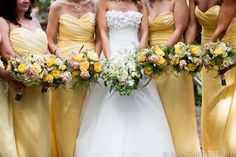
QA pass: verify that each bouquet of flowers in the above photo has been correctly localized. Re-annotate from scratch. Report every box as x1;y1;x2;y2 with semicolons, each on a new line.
169;42;203;75
203;41;236;85
101;53;142;95
68;48;102;90
6;54;45;100
137;45;168;77
42;55;72;91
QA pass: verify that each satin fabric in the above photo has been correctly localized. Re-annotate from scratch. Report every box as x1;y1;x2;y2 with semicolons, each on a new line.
149;12;201;156
50;13;95;157
196;5;236;156
0;68;18;157
9;27;50;157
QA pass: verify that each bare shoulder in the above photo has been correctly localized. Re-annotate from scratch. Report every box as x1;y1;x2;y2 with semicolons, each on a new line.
0;17;9;28
49;0;64;12
32;18;42;28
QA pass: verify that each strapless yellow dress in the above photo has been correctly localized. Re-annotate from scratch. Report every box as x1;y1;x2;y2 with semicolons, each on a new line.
9;27;50;157
149;12;201;155
50;13;95;157
196;6;236;155
0;60;17;157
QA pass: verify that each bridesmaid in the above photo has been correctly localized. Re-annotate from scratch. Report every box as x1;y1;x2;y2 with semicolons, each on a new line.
146;0;201;156
46;0;100;156
186;0;236;156
0;34;19;157
0;0;51;156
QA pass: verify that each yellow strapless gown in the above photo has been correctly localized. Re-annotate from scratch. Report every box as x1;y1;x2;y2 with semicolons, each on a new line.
50;13;95;157
149;12;201;155
196;6;236;155
0;60;17;157
9;27;50;157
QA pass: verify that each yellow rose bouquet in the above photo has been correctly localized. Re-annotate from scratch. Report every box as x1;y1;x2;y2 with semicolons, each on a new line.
68;48;102;90
7;54;45;100
203;41;236;85
137;45;168;78
169;42;203;75
42;55;72;91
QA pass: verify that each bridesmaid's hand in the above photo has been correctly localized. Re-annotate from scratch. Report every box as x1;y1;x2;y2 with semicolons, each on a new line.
2;71;25;93
55;49;69;60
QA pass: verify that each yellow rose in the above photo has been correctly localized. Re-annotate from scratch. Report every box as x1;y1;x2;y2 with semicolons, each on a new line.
187;63;197;71
190;45;199;56
72;71;79;78
60;65;67;71
156;56;166;66
152;46;165;56
171;58;180;65
94;61;102;73
51;69;60;79
137;53;147;63
33;63;42;73
46;57;56;67
87;50;98;60
214;48;224;56
44;74;54;83
175;47;182;54
18;63;27;73
144;66;153;76
80;61;90;71
74;53;84;62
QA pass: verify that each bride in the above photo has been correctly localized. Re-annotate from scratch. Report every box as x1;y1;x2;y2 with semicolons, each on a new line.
74;0;175;156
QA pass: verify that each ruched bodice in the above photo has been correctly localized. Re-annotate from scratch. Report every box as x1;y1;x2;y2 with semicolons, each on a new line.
195;5;220;44
149;12;174;45
57;13;95;55
10;28;47;56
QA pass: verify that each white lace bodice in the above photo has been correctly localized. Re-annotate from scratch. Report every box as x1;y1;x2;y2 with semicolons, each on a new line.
105;10;143;56
106;10;143;30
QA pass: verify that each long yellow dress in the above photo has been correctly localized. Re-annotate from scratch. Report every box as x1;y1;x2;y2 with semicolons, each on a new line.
50;13;95;157
196;6;236;156
149;12;201;156
9;27;50;157
0;59;18;157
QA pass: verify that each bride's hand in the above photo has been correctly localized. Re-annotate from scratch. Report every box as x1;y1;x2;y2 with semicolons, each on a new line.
2;71;25;93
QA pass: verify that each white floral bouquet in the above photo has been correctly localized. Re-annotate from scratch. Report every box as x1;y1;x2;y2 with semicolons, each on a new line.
169;42;203;75
42;55;72;91
101;53;142;95
137;45;168;77
68;48;102;90
203;41;236;85
7;54;45;100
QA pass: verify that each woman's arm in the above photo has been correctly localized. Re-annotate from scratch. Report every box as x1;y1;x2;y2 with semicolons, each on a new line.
139;1;149;48
94;0;102;57
46;2;67;59
167;0;189;46
209;0;236;41
185;0;198;43
97;0;110;59
0;17;17;60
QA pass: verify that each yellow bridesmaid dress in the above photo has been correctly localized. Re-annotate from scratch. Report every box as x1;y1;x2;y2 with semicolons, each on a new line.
196;5;236;156
149;12;201;156
9;27;50;157
0;59;18;157
50;13;95;157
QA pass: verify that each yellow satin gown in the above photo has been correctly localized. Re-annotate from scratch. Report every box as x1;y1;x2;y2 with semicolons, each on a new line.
149;12;201;156
196;6;236;156
50;13;95;157
0;59;18;157
9;27;50;157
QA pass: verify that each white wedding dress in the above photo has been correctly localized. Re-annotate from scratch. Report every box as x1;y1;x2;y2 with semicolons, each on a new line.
74;10;175;157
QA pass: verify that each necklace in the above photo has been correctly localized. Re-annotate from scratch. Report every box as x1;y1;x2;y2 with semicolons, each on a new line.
73;0;91;10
